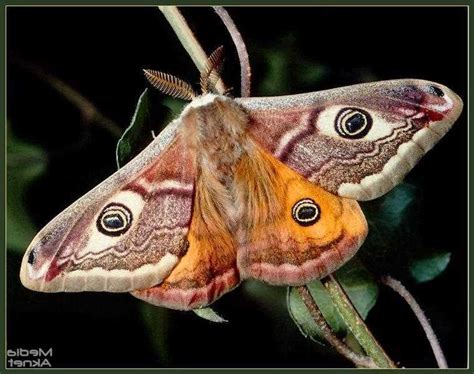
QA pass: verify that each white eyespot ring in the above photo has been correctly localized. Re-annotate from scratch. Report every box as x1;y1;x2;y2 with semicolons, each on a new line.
97;203;133;236
335;107;373;139
292;198;320;227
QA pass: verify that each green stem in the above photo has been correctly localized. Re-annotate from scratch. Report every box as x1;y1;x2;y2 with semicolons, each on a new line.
158;6;225;94
297;286;376;368
323;274;396;368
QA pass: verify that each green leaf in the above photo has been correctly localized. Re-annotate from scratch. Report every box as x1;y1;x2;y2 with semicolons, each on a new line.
193;307;228;323
115;90;185;169
7;127;47;252
288;280;345;345
373;183;416;230
162;97;186;120
361;183;450;283
116;89;151;168
287;258;378;345
409;252;451;283
359;183;419;277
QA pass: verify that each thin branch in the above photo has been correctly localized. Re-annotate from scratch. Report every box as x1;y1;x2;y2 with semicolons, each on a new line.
323;274;397;368
296;286;377;368
381;275;448;369
15;58;122;138
158;6;225;94
213;7;251;97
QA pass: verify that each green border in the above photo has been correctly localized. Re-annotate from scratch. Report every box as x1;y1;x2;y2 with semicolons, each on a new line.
1;2;5;374
1;1;473;4
2;2;471;374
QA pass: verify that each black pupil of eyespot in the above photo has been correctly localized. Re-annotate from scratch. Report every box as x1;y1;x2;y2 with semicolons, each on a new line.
97;203;132;236
104;214;124;229
298;206;316;220
292;199;320;227
27;250;35;265
428;85;444;97
345;113;365;133
335;108;372;140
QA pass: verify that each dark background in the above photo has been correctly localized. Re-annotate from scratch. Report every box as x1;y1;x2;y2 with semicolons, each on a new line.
7;7;467;368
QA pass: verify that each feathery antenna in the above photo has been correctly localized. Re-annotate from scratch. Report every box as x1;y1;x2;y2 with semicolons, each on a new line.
200;46;225;94
143;70;197;101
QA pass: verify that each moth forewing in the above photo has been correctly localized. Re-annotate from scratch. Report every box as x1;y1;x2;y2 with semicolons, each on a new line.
20;113;195;293
238;79;463;201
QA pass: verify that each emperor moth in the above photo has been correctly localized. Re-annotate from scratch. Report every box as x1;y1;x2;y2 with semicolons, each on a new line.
19;13;463;312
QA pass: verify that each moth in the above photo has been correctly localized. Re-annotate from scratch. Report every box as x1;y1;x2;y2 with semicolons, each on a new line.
20;46;463;311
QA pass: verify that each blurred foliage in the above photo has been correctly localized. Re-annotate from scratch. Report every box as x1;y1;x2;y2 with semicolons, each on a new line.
140;303;172;366
257;36;328;96
377;183;416;227
409;252;451;284
361;183;451;284
7;123;47;252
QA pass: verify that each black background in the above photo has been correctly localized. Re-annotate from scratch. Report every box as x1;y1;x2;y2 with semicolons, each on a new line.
7;7;467;368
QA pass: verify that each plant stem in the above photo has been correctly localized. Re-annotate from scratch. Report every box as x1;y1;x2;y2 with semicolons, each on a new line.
381;275;447;368
296;286;377;368
158;6;225;93
323;274;397;368
213;7;251;97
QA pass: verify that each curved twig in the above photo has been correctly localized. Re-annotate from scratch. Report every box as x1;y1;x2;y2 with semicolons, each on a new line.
213;7;251;97
381;275;448;369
